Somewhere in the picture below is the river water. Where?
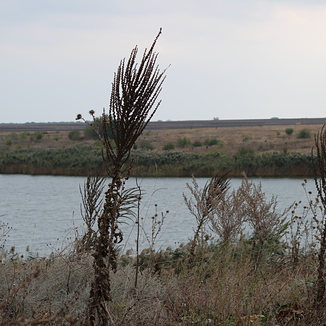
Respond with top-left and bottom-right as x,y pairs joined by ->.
0,174 -> 318,257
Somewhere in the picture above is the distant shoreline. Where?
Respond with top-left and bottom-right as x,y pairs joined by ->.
1,117 -> 326,132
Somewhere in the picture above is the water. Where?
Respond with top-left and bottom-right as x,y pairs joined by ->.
0,174 -> 317,257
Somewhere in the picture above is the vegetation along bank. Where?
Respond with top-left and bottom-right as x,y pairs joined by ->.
0,121 -> 322,177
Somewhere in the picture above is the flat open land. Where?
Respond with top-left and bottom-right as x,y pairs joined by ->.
0,119 -> 324,156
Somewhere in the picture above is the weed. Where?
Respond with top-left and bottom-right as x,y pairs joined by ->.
183,172 -> 231,259
311,125 -> 326,306
77,29 -> 167,325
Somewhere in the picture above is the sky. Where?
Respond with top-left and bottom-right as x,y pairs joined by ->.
1,0 -> 326,123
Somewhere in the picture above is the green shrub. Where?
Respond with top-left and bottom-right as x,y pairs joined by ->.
84,125 -> 98,139
177,137 -> 191,148
138,139 -> 154,150
297,129 -> 311,139
242,136 -> 250,142
285,128 -> 294,136
68,131 -> 81,141
20,132 -> 28,140
6,139 -> 12,146
10,133 -> 18,140
36,131 -> 43,140
192,141 -> 202,147
204,138 -> 220,146
163,142 -> 175,150
83,116 -> 114,140
30,131 -> 43,141
238,147 -> 255,156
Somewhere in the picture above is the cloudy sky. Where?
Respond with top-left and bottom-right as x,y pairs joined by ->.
1,0 -> 326,123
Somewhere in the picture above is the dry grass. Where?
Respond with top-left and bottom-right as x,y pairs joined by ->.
139,124 -> 319,156
0,241 -> 323,325
0,124 -> 320,157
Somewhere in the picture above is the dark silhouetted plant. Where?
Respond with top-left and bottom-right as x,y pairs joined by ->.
77,29 -> 166,325
79,174 -> 105,252
311,125 -> 326,305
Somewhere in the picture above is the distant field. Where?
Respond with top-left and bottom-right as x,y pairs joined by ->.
0,118 -> 323,157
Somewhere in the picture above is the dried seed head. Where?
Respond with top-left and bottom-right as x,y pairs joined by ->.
76,114 -> 82,120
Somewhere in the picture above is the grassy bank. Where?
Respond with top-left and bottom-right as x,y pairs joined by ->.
0,238 -> 321,325
0,145 -> 314,177
0,176 -> 325,325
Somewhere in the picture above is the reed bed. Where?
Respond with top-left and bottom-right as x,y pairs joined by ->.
0,146 -> 315,177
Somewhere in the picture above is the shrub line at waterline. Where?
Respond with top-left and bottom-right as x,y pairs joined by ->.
0,146 -> 316,177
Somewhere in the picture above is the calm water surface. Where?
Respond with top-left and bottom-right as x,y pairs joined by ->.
0,174 -> 317,256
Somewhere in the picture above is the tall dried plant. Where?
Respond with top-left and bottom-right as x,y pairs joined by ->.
239,176 -> 290,266
240,178 -> 289,242
183,172 -> 231,259
209,184 -> 246,243
77,29 -> 167,325
79,175 -> 105,252
311,125 -> 326,305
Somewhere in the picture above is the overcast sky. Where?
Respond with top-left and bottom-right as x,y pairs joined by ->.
1,0 -> 326,123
